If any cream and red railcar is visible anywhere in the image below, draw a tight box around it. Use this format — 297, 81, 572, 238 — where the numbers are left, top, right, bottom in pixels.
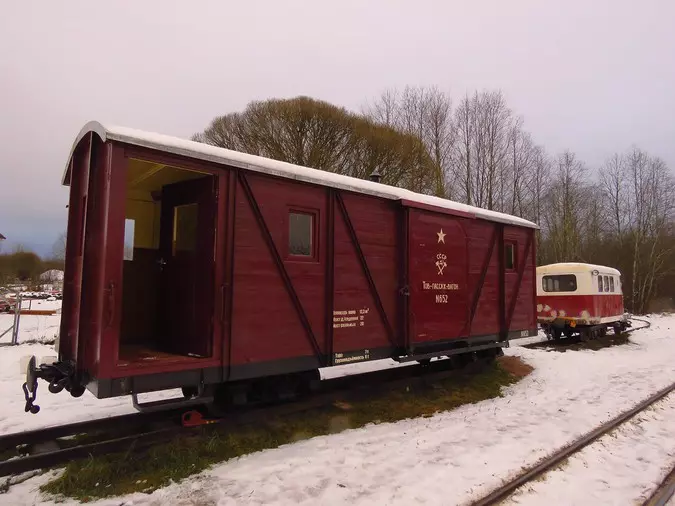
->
536, 263, 629, 340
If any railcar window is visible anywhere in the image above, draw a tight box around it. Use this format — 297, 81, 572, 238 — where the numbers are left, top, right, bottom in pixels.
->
542, 274, 577, 292
289, 212, 313, 257
598, 276, 603, 292
123, 219, 135, 261
505, 243, 516, 270
610, 277, 615, 292
172, 204, 198, 255
603, 276, 610, 292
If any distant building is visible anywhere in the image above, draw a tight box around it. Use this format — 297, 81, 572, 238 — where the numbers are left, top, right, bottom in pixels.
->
39, 269, 64, 292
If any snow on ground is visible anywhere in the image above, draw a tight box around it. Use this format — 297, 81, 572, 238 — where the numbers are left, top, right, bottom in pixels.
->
0, 313, 674, 505
0, 300, 184, 435
504, 392, 675, 506
0, 299, 62, 345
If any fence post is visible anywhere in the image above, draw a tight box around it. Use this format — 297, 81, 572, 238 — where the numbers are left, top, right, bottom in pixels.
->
11, 293, 22, 345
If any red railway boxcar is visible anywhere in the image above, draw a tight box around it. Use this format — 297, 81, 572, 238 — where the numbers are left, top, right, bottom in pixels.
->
536, 262, 629, 340
22, 121, 539, 414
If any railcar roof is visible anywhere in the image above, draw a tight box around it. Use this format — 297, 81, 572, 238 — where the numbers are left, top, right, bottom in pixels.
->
63, 121, 539, 229
537, 262, 621, 276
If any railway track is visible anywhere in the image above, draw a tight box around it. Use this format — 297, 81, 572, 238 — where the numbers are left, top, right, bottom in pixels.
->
0, 354, 488, 479
518, 315, 651, 349
643, 464, 675, 506
0, 318, 660, 492
469, 380, 675, 506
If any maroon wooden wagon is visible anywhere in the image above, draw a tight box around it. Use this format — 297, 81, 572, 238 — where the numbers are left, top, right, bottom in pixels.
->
22, 121, 538, 414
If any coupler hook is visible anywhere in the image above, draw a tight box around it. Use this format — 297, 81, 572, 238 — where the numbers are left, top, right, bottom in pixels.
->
23, 356, 41, 414
23, 380, 40, 414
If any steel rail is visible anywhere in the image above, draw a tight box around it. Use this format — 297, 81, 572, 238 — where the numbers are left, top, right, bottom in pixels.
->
0, 355, 486, 478
520, 314, 651, 348
642, 464, 675, 506
0, 357, 428, 453
0, 408, 186, 452
470, 380, 675, 506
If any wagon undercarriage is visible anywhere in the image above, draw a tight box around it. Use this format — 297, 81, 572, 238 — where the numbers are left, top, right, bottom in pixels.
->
541, 319, 631, 342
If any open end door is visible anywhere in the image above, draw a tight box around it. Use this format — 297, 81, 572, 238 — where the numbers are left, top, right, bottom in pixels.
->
158, 176, 216, 357
407, 209, 469, 346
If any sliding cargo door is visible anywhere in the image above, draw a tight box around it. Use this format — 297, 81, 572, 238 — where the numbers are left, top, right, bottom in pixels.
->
407, 208, 469, 346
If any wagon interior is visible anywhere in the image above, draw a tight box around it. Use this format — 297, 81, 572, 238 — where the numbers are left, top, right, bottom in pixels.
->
120, 158, 216, 366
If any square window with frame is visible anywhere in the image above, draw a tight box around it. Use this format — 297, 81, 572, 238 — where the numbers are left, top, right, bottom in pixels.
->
542, 274, 577, 292
598, 276, 604, 292
288, 210, 317, 260
505, 243, 516, 270
610, 277, 615, 292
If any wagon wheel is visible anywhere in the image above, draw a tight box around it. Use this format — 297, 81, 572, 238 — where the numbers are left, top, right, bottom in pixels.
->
205, 400, 231, 418
552, 328, 562, 341
417, 358, 432, 367
563, 328, 575, 339
476, 347, 501, 364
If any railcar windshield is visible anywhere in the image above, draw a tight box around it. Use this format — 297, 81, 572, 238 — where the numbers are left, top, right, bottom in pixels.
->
542, 274, 577, 292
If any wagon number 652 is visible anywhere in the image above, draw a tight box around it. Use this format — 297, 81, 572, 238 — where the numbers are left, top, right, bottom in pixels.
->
435, 294, 448, 304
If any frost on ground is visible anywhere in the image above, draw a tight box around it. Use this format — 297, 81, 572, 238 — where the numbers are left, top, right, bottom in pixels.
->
0, 313, 673, 505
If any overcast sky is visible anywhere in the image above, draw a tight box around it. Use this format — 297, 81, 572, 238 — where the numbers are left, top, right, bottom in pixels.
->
1, 0, 673, 256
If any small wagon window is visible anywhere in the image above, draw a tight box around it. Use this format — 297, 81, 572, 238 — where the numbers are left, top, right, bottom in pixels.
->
598, 276, 604, 292
123, 219, 135, 261
542, 274, 577, 292
505, 243, 516, 270
610, 277, 615, 292
173, 204, 198, 255
603, 276, 610, 292
289, 212, 314, 257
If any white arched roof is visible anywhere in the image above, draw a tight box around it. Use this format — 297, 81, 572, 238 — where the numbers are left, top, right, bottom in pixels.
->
62, 121, 539, 230
537, 262, 621, 276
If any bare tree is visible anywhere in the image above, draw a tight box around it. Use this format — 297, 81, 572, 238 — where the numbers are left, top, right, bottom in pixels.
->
363, 86, 453, 197
50, 232, 67, 262
447, 90, 515, 210
622, 149, 675, 312
541, 151, 589, 262
452, 93, 475, 205
600, 154, 628, 240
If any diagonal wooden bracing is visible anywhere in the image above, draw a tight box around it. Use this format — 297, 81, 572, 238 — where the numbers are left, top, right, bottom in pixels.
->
238, 172, 324, 363
335, 193, 397, 348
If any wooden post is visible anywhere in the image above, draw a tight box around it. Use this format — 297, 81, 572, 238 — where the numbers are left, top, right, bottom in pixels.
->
11, 293, 22, 345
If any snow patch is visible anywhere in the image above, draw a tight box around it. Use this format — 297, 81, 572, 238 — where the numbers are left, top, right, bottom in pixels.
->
1, 313, 674, 505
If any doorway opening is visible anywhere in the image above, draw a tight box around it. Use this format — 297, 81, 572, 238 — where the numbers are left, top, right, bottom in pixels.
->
119, 158, 217, 367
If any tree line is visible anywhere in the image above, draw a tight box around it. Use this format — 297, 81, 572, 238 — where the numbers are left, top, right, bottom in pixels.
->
195, 89, 675, 314
0, 234, 65, 289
